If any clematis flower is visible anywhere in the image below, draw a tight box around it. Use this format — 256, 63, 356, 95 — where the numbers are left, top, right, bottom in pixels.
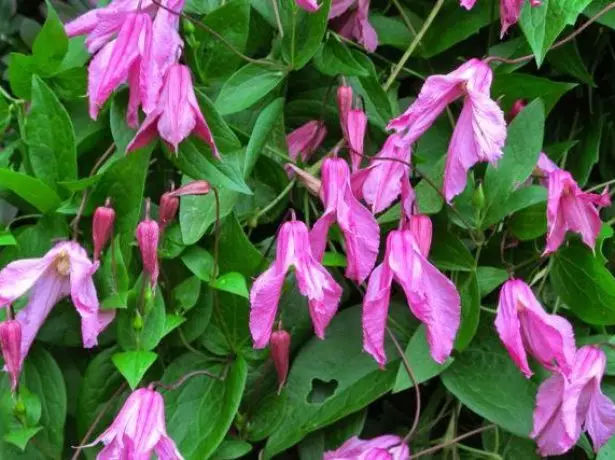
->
363, 228, 460, 366
0, 241, 115, 367
87, 12, 151, 121
286, 120, 327, 163
250, 217, 343, 348
84, 386, 184, 459
495, 279, 575, 378
0, 320, 22, 392
296, 0, 320, 11
387, 59, 506, 203
310, 157, 380, 284
459, 0, 541, 37
532, 346, 615, 456
127, 63, 219, 156
329, 0, 378, 52
324, 435, 410, 459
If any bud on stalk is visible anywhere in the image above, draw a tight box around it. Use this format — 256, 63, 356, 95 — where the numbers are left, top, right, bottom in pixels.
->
136, 199, 160, 287
92, 198, 115, 260
0, 320, 22, 392
271, 329, 291, 394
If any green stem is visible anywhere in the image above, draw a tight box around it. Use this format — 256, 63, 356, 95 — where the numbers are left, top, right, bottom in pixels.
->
457, 443, 503, 460
253, 180, 296, 222
587, 177, 615, 193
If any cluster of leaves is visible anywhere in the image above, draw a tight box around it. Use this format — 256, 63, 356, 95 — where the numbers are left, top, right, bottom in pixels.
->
0, 0, 615, 458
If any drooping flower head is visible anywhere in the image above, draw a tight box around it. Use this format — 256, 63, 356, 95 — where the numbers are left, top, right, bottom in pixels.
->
0, 241, 115, 367
459, 0, 541, 37
362, 228, 461, 367
495, 279, 576, 378
250, 216, 343, 348
158, 180, 211, 232
532, 346, 615, 456
329, 0, 378, 52
85, 386, 184, 459
136, 200, 160, 287
324, 435, 410, 460
387, 59, 506, 203
0, 320, 22, 392
286, 120, 327, 163
127, 63, 219, 157
310, 157, 380, 284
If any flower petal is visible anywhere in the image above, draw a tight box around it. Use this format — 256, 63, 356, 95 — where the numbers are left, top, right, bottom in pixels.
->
362, 264, 393, 367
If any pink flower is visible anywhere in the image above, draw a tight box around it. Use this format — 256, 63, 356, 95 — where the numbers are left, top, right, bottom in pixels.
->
544, 169, 610, 254
127, 63, 219, 156
136, 204, 160, 287
324, 435, 410, 460
310, 157, 380, 284
535, 152, 558, 178
495, 279, 575, 378
337, 84, 353, 128
532, 346, 615, 456
337, 84, 367, 171
0, 242, 115, 366
329, 0, 378, 52
459, 0, 541, 37
87, 12, 152, 121
407, 214, 432, 257
286, 121, 327, 163
387, 59, 506, 203
249, 217, 343, 348
271, 328, 291, 392
85, 386, 184, 459
0, 320, 22, 392
363, 228, 460, 366
92, 199, 115, 261
296, 0, 320, 11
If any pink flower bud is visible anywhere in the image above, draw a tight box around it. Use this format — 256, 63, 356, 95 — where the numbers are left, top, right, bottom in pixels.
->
92, 198, 115, 260
271, 329, 291, 393
159, 193, 179, 230
408, 214, 433, 257
508, 99, 526, 121
169, 180, 211, 197
0, 320, 22, 392
337, 84, 353, 130
285, 164, 321, 196
136, 200, 160, 287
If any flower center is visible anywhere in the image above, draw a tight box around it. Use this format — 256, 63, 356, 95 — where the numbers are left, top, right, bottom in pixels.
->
54, 250, 70, 277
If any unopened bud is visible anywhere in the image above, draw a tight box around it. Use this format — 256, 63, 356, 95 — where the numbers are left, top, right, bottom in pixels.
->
286, 121, 327, 163
136, 199, 160, 287
132, 310, 143, 331
182, 18, 195, 34
337, 84, 353, 129
92, 198, 115, 260
408, 214, 432, 258
285, 164, 321, 196
472, 182, 486, 211
0, 320, 22, 392
508, 99, 526, 121
159, 193, 179, 229
271, 329, 291, 394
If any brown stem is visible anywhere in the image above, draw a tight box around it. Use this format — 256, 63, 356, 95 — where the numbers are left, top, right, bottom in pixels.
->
411, 424, 497, 458
485, 2, 615, 65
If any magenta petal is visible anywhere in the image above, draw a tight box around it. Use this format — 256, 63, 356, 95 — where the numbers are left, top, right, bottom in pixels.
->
296, 0, 321, 11
329, 0, 356, 18
127, 57, 142, 129
324, 435, 408, 460
249, 266, 287, 349
155, 435, 184, 460
586, 389, 615, 451
310, 212, 337, 262
127, 109, 161, 153
362, 264, 393, 367
500, 0, 523, 37
460, 0, 477, 9
346, 109, 367, 172
407, 214, 432, 258
0, 256, 54, 307
65, 9, 98, 37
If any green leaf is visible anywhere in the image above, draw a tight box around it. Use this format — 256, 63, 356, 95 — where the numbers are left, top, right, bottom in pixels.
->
215, 64, 286, 115
370, 14, 415, 50
172, 276, 202, 312
546, 42, 594, 85
8, 53, 36, 99
195, 0, 250, 82
211, 272, 249, 298
163, 354, 248, 459
454, 271, 481, 350
550, 243, 615, 325
218, 214, 266, 277
482, 185, 547, 229
491, 73, 576, 114
520, 0, 593, 66
567, 114, 604, 186
482, 100, 545, 229
110, 91, 137, 155
212, 440, 253, 459
281, 0, 332, 69
201, 292, 251, 355
32, 2, 68, 75
429, 231, 475, 271
181, 246, 216, 282
476, 266, 509, 298
393, 325, 453, 393
509, 202, 547, 241
0, 168, 61, 212
97, 236, 130, 309
348, 53, 393, 128
482, 429, 540, 459
313, 35, 369, 77
0, 230, 16, 247
442, 326, 537, 438
112, 351, 158, 390
117, 283, 167, 351
3, 427, 43, 452
26, 76, 77, 189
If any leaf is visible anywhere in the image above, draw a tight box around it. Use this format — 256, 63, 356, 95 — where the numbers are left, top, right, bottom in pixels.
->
215, 64, 286, 115
567, 114, 604, 186
454, 271, 481, 350
117, 283, 167, 351
110, 91, 137, 155
3, 427, 43, 452
476, 267, 509, 298
482, 429, 540, 459
313, 36, 369, 77
546, 42, 594, 85
211, 272, 249, 298
212, 440, 252, 459
8, 53, 36, 99
429, 231, 475, 271
281, 0, 332, 69
482, 185, 547, 229
370, 14, 415, 50
482, 100, 545, 230
112, 351, 158, 390
348, 53, 393, 128
26, 76, 77, 190
393, 325, 453, 393
509, 202, 547, 241
32, 2, 68, 75
491, 73, 576, 113
0, 168, 61, 212
162, 354, 248, 459
218, 214, 266, 277
550, 243, 615, 325
442, 326, 537, 438
172, 276, 202, 312
195, 0, 250, 82
181, 246, 216, 282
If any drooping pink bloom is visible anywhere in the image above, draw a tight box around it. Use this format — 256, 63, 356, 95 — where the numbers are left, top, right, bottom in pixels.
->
310, 157, 380, 284
85, 386, 184, 459
543, 169, 610, 254
532, 346, 615, 456
363, 229, 460, 366
158, 180, 210, 231
250, 217, 343, 348
407, 214, 432, 257
286, 121, 327, 163
0, 320, 22, 392
136, 202, 160, 287
87, 12, 152, 121
271, 328, 291, 393
127, 63, 219, 156
459, 0, 541, 37
324, 435, 410, 460
92, 198, 115, 261
296, 0, 320, 11
329, 0, 378, 52
388, 59, 506, 203
495, 279, 575, 378
0, 242, 115, 366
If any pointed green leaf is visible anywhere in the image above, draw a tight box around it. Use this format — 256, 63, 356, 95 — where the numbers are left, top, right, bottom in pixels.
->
112, 351, 158, 390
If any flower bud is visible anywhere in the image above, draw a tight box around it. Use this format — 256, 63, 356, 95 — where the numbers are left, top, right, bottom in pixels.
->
136, 200, 160, 287
271, 329, 291, 393
159, 193, 179, 230
285, 164, 321, 196
337, 84, 353, 129
508, 99, 526, 121
0, 320, 22, 392
132, 310, 143, 331
408, 214, 433, 258
92, 198, 115, 260
473, 181, 486, 211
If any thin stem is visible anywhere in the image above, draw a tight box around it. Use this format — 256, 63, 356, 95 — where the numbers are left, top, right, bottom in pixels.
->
457, 443, 503, 460
587, 177, 615, 193
485, 1, 615, 65
212, 187, 221, 282
412, 425, 497, 458
386, 327, 421, 444
155, 367, 228, 392
383, 0, 446, 90
0, 85, 21, 103
271, 0, 284, 38
253, 180, 296, 223
71, 382, 127, 460
391, 0, 419, 39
